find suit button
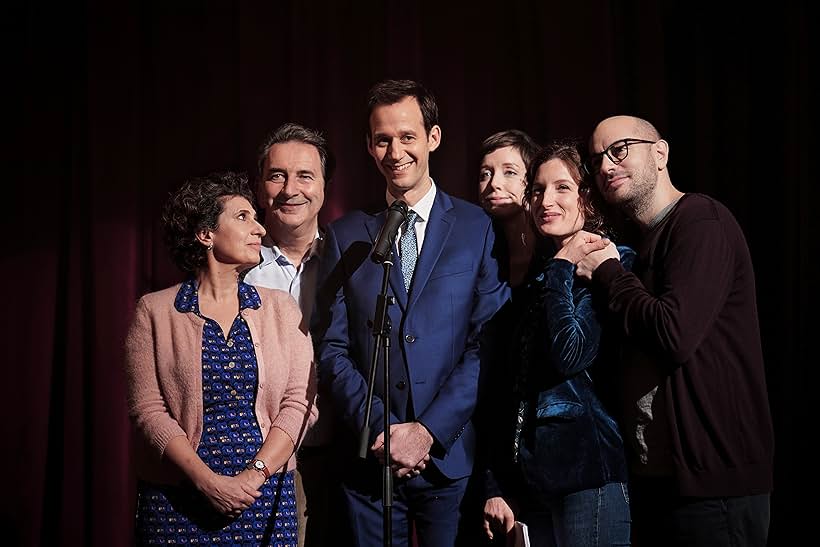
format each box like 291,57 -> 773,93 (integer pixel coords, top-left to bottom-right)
396,380 -> 406,390
404,334 -> 416,343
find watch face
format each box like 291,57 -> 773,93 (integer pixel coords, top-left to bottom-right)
254,460 -> 265,470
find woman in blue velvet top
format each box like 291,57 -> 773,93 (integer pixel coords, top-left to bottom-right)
482,140 -> 634,547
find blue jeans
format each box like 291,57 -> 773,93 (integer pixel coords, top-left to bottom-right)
522,481 -> 631,547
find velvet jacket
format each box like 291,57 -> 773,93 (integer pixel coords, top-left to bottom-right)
482,247 -> 634,504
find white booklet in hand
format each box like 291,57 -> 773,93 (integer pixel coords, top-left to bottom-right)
511,520 -> 530,547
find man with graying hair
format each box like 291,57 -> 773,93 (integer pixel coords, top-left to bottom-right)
244,122 -> 337,547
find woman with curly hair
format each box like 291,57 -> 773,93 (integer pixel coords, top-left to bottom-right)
481,141 -> 634,546
124,171 -> 317,545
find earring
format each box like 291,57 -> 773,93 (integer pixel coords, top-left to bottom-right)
206,243 -> 214,251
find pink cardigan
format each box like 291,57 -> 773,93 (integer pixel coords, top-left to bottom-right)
124,283 -> 318,484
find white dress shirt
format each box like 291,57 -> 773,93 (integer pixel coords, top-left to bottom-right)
388,179 -> 437,258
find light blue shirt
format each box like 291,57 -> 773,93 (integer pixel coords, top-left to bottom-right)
243,232 -> 322,331
243,230 -> 329,446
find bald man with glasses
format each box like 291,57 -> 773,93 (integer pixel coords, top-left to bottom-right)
571,115 -> 774,547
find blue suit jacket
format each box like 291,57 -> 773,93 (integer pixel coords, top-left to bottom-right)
312,188 -> 509,480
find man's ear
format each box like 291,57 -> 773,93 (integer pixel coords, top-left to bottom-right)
427,125 -> 442,152
654,139 -> 669,171
366,132 -> 379,160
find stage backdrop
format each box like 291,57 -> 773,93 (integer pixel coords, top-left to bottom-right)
5,1 -> 813,545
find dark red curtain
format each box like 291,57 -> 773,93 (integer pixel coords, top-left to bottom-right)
6,1 -> 813,545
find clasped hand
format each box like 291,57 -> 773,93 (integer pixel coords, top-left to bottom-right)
557,230 -> 619,280
199,468 -> 265,519
371,422 -> 433,479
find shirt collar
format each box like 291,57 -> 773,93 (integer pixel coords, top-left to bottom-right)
386,179 -> 437,221
174,278 -> 199,313
258,230 -> 324,268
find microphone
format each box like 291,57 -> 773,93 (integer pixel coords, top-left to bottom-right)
371,200 -> 409,264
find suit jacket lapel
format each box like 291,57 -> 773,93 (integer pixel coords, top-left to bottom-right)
366,210 -> 408,309
408,190 -> 454,310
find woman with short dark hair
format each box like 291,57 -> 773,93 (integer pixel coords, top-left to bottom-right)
125,171 -> 317,545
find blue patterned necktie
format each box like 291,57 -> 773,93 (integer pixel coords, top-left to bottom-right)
399,210 -> 419,290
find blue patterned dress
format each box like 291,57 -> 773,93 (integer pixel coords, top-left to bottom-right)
135,279 -> 298,546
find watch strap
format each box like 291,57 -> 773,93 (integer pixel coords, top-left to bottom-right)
247,458 -> 270,480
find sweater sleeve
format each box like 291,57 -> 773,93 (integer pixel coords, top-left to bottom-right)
269,294 -> 319,448
124,297 -> 187,457
594,217 -> 733,366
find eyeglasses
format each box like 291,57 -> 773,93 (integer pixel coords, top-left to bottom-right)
583,138 -> 658,176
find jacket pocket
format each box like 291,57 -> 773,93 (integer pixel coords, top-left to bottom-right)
519,396 -> 604,499
428,262 -> 472,280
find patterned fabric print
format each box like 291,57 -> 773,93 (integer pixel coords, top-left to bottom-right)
400,210 -> 419,290
136,279 -> 298,546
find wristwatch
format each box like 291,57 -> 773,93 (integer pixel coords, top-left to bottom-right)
247,458 -> 270,480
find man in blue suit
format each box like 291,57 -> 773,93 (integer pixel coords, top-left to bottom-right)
312,79 -> 509,546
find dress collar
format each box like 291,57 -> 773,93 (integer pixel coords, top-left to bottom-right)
174,277 -> 261,314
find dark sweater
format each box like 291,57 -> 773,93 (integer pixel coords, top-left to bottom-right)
593,193 -> 774,497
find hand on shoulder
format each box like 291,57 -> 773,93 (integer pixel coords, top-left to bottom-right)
554,230 -> 609,264
575,240 -> 619,281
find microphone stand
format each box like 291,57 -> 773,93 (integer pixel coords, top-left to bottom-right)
359,254 -> 395,547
